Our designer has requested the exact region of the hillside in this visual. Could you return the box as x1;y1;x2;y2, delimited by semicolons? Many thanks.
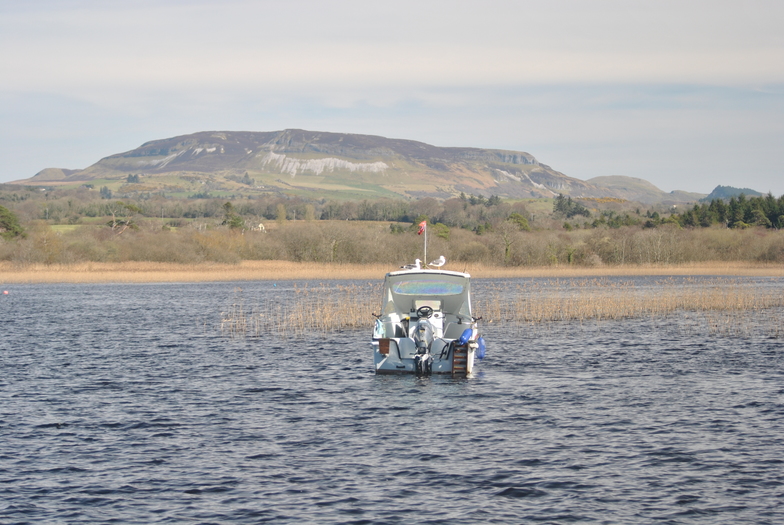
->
700;185;764;202
587;176;705;205
18;129;705;203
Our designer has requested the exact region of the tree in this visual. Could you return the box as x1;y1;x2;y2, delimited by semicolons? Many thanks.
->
433;222;450;240
0;205;24;240
507;213;531;231
553;193;590;218
222;201;245;229
304;204;316;221
493;220;520;264
107;201;142;234
752;208;772;227
276;203;287;224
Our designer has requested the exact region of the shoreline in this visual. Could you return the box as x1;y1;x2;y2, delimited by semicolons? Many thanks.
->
2;261;784;284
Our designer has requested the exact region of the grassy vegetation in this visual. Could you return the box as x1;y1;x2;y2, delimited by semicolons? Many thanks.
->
5;183;780;342
50;224;82;233
2;184;784;279
2;216;784;274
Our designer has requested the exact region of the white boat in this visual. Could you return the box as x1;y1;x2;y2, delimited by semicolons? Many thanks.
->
372;267;485;376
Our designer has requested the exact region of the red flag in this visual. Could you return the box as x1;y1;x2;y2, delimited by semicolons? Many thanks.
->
417;220;426;235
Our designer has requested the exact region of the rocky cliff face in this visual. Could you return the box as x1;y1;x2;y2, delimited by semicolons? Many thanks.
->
24;129;704;203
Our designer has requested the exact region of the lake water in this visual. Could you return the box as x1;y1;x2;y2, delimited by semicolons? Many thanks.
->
1;278;783;524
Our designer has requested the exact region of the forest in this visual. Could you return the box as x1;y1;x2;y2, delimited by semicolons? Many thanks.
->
1;183;783;267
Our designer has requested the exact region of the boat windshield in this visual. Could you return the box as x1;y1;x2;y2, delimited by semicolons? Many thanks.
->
391;279;465;296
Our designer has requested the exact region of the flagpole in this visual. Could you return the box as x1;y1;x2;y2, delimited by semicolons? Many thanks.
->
424;221;427;266
417;219;427;266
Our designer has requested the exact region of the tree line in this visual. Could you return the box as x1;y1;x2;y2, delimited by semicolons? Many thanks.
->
669;193;784;229
2;184;784;266
0;185;529;234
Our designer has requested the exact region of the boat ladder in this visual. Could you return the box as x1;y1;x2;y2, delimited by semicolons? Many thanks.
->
452;344;468;378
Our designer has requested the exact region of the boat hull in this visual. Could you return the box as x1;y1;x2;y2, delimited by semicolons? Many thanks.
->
372;337;475;376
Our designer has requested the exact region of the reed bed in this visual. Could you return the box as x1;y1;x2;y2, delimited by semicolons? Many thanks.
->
474;277;784;324
221;276;784;339
221;283;381;339
3;260;784;284
467;262;784;279
0;261;394;284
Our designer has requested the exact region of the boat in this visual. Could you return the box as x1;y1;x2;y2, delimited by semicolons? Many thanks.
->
372;264;485;376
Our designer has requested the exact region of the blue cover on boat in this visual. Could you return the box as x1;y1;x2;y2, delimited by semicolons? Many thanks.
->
477;337;486;359
459;328;473;345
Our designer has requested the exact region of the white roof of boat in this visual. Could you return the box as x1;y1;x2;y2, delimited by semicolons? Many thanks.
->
386;268;470;279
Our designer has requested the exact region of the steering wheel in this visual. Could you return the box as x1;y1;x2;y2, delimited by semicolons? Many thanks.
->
416;305;434;319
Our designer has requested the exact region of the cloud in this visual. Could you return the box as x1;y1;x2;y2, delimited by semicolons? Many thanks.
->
3;0;784;93
0;0;783;194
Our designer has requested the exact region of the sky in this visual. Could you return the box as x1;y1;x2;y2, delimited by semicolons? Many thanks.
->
1;0;782;195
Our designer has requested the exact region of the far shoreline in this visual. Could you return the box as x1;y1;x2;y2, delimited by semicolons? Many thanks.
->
2;260;784;284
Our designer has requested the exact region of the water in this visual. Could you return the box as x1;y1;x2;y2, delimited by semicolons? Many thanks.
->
1;279;783;524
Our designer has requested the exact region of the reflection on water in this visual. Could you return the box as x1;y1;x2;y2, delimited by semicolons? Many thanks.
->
1;277;783;523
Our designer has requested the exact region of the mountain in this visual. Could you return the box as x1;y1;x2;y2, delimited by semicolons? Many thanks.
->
18;129;705;203
587;176;706;205
27;168;82;181
700;185;764;202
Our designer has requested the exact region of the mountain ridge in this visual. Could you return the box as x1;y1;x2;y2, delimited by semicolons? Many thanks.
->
587;175;705;205
17;129;708;204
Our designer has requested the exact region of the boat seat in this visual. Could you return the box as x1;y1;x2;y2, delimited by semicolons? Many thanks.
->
382;321;406;338
443;322;469;340
396;337;418;357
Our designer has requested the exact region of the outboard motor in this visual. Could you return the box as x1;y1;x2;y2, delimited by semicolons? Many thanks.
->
413;352;433;376
413;318;434;353
413;318;434;376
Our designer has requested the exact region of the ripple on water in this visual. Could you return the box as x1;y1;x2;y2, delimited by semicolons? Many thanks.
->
1;280;783;523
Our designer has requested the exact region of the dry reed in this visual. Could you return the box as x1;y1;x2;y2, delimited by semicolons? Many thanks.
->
0;261;394;284
474;278;784;324
3;260;784;284
221;282;381;339
221;276;784;339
